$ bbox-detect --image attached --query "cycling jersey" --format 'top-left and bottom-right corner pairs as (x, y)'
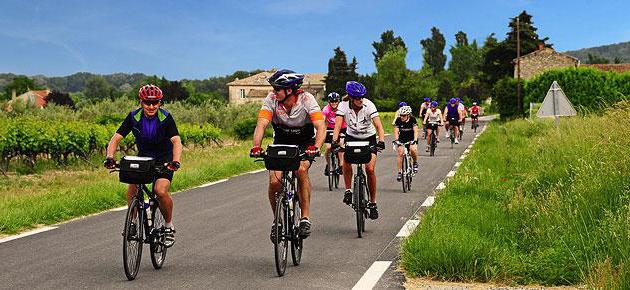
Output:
(419, 102), (430, 118)
(336, 99), (379, 139)
(425, 109), (442, 123)
(258, 90), (323, 145)
(445, 105), (460, 120)
(116, 108), (179, 161)
(470, 106), (480, 115)
(395, 116), (417, 143)
(322, 104), (347, 129)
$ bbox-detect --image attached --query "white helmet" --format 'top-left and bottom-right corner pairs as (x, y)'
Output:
(400, 106), (412, 115)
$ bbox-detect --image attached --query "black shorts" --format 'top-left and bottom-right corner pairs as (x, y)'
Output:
(398, 135), (415, 144)
(325, 128), (346, 143)
(152, 158), (174, 182)
(471, 114), (479, 119)
(448, 117), (459, 126)
(345, 134), (377, 146)
(426, 123), (438, 131)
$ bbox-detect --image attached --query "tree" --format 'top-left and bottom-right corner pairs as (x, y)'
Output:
(325, 47), (358, 97)
(436, 72), (455, 104)
(84, 76), (113, 101)
(420, 27), (447, 75)
(45, 90), (76, 109)
(455, 31), (468, 47)
(449, 31), (482, 84)
(586, 53), (610, 64)
(4, 76), (41, 100)
(372, 30), (407, 65)
(375, 47), (409, 100)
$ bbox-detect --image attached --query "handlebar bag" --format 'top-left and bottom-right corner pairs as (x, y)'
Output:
(344, 141), (372, 164)
(265, 144), (301, 171)
(119, 156), (156, 184)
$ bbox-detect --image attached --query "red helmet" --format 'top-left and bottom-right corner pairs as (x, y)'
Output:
(138, 84), (163, 100)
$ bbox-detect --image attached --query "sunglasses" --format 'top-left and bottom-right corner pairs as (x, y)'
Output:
(142, 100), (161, 106)
(329, 100), (340, 103)
(273, 87), (284, 93)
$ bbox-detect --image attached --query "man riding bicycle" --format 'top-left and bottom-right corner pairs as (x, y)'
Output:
(423, 101), (444, 151)
(323, 92), (346, 177)
(104, 84), (182, 247)
(249, 69), (326, 241)
(332, 81), (386, 220)
(393, 106), (419, 181)
(457, 98), (467, 134)
(443, 98), (464, 144)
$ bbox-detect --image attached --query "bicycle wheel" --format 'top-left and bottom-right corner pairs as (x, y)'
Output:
(407, 156), (413, 191)
(327, 163), (333, 191)
(430, 133), (436, 157)
(123, 199), (143, 281)
(273, 194), (288, 276)
(401, 155), (407, 193)
(450, 129), (455, 148)
(353, 176), (363, 238)
(332, 155), (340, 189)
(150, 203), (167, 270)
(360, 178), (368, 233)
(290, 194), (303, 266)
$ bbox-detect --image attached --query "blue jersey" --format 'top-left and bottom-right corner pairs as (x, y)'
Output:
(116, 108), (179, 160)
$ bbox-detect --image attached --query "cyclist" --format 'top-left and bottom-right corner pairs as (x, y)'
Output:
(443, 98), (463, 144)
(469, 101), (481, 128)
(104, 84), (182, 248)
(393, 105), (419, 180)
(392, 101), (408, 126)
(249, 69), (326, 241)
(322, 92), (346, 176)
(419, 97), (431, 139)
(423, 101), (444, 151)
(457, 98), (468, 134)
(332, 81), (386, 220)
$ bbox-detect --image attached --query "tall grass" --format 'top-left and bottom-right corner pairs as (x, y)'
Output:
(401, 102), (630, 288)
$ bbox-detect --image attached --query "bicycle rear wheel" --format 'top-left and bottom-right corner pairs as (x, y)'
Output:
(150, 203), (167, 270)
(401, 155), (407, 193)
(273, 194), (288, 276)
(327, 163), (333, 191)
(290, 194), (303, 266)
(407, 156), (413, 191)
(430, 133), (436, 156)
(333, 155), (340, 189)
(123, 199), (143, 281)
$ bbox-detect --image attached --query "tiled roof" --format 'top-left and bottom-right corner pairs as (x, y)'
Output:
(246, 89), (270, 98)
(581, 63), (630, 73)
(227, 71), (326, 86)
(513, 47), (579, 63)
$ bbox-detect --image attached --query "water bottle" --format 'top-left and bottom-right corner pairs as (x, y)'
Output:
(145, 201), (152, 227)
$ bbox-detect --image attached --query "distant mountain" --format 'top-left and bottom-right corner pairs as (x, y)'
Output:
(0, 72), (150, 93)
(565, 41), (630, 63)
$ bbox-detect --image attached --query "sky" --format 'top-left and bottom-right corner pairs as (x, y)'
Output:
(1, 0), (629, 80)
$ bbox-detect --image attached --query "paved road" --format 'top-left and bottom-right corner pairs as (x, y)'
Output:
(0, 119), (488, 289)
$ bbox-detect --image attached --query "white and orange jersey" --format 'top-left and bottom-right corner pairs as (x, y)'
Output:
(258, 90), (324, 127)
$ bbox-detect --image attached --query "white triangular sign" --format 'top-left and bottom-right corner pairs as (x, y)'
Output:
(537, 81), (577, 117)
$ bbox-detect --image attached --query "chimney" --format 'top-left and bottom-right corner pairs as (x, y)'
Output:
(537, 43), (545, 51)
(11, 89), (16, 99)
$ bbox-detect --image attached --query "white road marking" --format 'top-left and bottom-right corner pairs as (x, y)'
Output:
(247, 168), (267, 174)
(0, 226), (58, 244)
(454, 162), (462, 168)
(352, 261), (393, 290)
(446, 170), (456, 178)
(459, 154), (467, 160)
(421, 196), (435, 207)
(109, 206), (127, 212)
(198, 179), (228, 188)
(396, 219), (420, 237)
(436, 182), (446, 190)
(464, 149), (470, 154)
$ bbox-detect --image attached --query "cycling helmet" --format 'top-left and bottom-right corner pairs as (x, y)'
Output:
(399, 101), (407, 107)
(455, 98), (461, 103)
(449, 98), (457, 104)
(138, 84), (163, 100)
(327, 92), (341, 102)
(399, 106), (412, 115)
(423, 97), (431, 102)
(268, 69), (304, 89)
(346, 81), (367, 98)
(473, 102), (477, 106)
(431, 101), (438, 107)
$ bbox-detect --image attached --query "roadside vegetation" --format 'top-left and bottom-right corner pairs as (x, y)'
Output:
(402, 102), (630, 288)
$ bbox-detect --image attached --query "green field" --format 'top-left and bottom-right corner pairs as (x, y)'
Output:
(402, 102), (630, 289)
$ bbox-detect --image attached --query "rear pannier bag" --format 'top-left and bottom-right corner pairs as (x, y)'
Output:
(119, 156), (156, 184)
(264, 144), (301, 171)
(344, 141), (372, 164)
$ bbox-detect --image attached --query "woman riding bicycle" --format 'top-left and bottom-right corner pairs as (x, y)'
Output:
(322, 92), (346, 177)
(443, 98), (463, 144)
(104, 84), (182, 247)
(332, 81), (386, 220)
(393, 106), (419, 181)
(249, 69), (326, 241)
(423, 101), (444, 152)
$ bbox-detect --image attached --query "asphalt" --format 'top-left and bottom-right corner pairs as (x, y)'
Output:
(0, 119), (488, 290)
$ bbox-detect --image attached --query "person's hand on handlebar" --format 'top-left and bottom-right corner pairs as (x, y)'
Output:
(249, 146), (263, 157)
(305, 145), (320, 158)
(376, 141), (385, 151)
(392, 140), (401, 146)
(103, 157), (116, 169)
(166, 161), (181, 172)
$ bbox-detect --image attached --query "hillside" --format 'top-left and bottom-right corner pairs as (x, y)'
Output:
(565, 41), (630, 63)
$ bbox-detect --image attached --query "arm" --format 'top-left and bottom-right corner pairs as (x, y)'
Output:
(423, 113), (429, 124)
(413, 124), (419, 141)
(332, 116), (343, 143)
(393, 126), (399, 141)
(372, 116), (385, 143)
(105, 133), (124, 159)
(312, 119), (326, 148)
(170, 136), (183, 163)
(252, 117), (270, 147)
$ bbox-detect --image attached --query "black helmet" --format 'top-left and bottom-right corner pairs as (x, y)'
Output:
(267, 69), (304, 90)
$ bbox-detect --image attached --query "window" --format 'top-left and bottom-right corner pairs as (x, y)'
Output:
(239, 89), (246, 99)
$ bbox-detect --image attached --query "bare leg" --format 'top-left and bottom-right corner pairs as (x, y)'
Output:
(295, 160), (312, 219)
(366, 154), (377, 203)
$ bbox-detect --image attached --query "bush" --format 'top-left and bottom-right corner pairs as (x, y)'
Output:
(493, 77), (522, 119)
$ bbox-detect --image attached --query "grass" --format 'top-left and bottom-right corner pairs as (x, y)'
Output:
(379, 111), (396, 133)
(0, 139), (264, 235)
(401, 102), (630, 288)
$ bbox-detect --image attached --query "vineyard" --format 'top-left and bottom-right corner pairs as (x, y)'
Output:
(0, 117), (221, 172)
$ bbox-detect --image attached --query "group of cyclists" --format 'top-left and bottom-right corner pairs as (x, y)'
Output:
(101, 68), (481, 256)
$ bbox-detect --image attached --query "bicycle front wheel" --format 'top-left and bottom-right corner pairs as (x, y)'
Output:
(401, 155), (407, 193)
(273, 195), (288, 276)
(430, 134), (436, 156)
(291, 195), (303, 266)
(327, 163), (333, 191)
(150, 203), (167, 270)
(123, 199), (143, 281)
(353, 177), (364, 238)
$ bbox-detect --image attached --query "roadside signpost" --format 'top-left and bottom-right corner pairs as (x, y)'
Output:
(536, 81), (576, 126)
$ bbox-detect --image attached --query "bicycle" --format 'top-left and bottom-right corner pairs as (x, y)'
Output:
(338, 141), (381, 238)
(427, 122), (441, 157)
(325, 130), (342, 191)
(252, 145), (317, 277)
(448, 124), (456, 148)
(394, 141), (415, 193)
(112, 156), (171, 281)
(471, 115), (479, 132)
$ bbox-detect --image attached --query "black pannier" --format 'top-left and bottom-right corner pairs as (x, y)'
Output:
(119, 156), (156, 184)
(344, 141), (372, 164)
(264, 144), (301, 171)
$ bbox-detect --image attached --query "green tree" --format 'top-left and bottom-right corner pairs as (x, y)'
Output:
(372, 30), (407, 65)
(84, 76), (113, 101)
(455, 31), (468, 46)
(375, 47), (409, 100)
(325, 47), (358, 97)
(420, 27), (447, 75)
(586, 53), (610, 64)
(4, 76), (41, 100)
(45, 90), (76, 109)
(436, 72), (455, 104)
(449, 31), (482, 84)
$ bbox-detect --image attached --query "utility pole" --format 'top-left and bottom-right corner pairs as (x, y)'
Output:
(516, 16), (522, 117)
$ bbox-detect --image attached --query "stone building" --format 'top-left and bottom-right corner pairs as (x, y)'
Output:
(227, 71), (326, 104)
(513, 45), (580, 80)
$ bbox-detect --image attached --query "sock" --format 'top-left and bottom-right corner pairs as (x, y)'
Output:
(166, 222), (174, 229)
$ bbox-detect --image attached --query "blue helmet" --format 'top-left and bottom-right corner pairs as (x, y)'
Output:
(399, 101), (407, 107)
(268, 69), (304, 89)
(430, 101), (438, 107)
(455, 98), (461, 103)
(346, 81), (367, 98)
(449, 98), (457, 104)
(424, 97), (431, 102)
